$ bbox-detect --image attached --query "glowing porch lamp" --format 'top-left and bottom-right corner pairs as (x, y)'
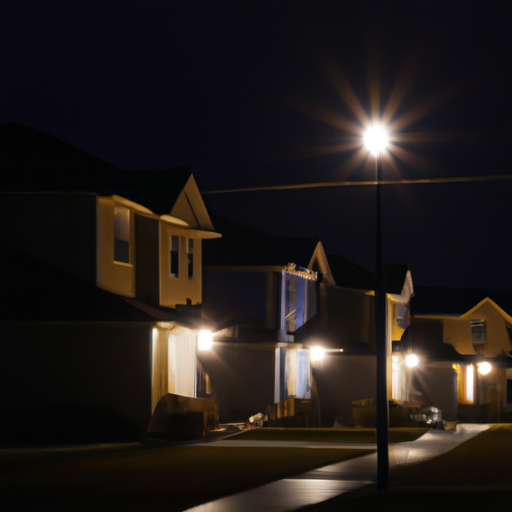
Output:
(197, 329), (214, 351)
(310, 346), (326, 362)
(477, 361), (492, 375)
(405, 353), (419, 368)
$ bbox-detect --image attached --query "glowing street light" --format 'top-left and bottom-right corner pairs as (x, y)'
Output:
(364, 121), (390, 490)
(364, 124), (389, 157)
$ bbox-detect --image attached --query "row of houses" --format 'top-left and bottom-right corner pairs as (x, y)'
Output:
(1, 123), (511, 444)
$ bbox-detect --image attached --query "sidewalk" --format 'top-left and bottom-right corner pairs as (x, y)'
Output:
(297, 423), (512, 512)
(184, 424), (493, 512)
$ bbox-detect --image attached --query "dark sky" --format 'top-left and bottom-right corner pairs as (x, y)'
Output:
(1, 2), (511, 291)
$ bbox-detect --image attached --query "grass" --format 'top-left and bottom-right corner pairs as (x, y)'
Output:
(298, 424), (512, 512)
(391, 423), (512, 486)
(233, 427), (429, 443)
(0, 442), (371, 511)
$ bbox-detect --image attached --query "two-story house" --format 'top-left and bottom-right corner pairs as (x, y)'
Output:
(296, 256), (414, 427)
(0, 123), (220, 444)
(200, 216), (327, 424)
(200, 216), (415, 428)
(402, 289), (512, 423)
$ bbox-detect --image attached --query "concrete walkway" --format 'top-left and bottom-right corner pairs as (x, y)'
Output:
(184, 424), (489, 512)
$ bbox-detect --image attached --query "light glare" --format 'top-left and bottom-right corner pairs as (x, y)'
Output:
(364, 124), (389, 156)
(477, 361), (492, 375)
(198, 329), (214, 351)
(310, 346), (326, 362)
(405, 353), (419, 368)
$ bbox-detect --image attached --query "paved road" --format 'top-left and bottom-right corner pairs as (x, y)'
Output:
(184, 424), (489, 512)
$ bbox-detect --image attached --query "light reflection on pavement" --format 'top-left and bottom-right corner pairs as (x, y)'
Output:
(185, 478), (370, 512)
(184, 424), (489, 512)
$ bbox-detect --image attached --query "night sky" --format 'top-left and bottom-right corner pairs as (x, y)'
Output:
(1, 2), (511, 292)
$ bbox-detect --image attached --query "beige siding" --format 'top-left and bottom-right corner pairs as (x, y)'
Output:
(159, 221), (202, 307)
(96, 196), (135, 297)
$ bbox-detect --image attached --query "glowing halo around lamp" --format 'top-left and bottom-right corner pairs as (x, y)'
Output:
(477, 361), (492, 375)
(310, 346), (326, 362)
(405, 353), (419, 368)
(197, 329), (214, 351)
(364, 124), (389, 157)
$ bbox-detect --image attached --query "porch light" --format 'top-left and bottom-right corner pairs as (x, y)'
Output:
(197, 329), (214, 351)
(477, 361), (492, 375)
(310, 346), (326, 362)
(405, 353), (419, 368)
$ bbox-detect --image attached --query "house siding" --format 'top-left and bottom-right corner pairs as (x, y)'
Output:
(159, 222), (202, 307)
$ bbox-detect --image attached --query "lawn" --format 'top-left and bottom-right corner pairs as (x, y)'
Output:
(298, 424), (512, 512)
(233, 427), (428, 443)
(0, 442), (371, 511)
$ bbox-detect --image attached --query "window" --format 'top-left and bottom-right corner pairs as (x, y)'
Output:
(465, 364), (474, 404)
(470, 320), (486, 344)
(506, 369), (512, 404)
(284, 349), (311, 399)
(187, 239), (194, 278)
(170, 236), (179, 277)
(392, 355), (402, 402)
(114, 205), (130, 263)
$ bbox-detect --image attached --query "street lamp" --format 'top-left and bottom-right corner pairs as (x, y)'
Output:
(364, 122), (389, 490)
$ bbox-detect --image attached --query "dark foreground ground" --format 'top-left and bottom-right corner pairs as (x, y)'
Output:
(299, 424), (512, 512)
(1, 426), (511, 511)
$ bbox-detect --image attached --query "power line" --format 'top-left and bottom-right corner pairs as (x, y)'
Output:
(202, 174), (512, 195)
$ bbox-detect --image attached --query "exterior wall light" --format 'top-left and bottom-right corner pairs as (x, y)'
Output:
(197, 329), (214, 351)
(310, 346), (326, 362)
(405, 353), (419, 368)
(477, 361), (492, 375)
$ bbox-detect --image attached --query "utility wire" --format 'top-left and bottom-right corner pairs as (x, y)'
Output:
(202, 174), (512, 195)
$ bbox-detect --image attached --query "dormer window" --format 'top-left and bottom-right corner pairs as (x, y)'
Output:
(114, 205), (130, 263)
(187, 239), (194, 278)
(170, 235), (180, 277)
(470, 320), (486, 344)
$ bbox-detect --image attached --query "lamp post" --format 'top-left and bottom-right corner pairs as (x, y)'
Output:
(364, 124), (389, 490)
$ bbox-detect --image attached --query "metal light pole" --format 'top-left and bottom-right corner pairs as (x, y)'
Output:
(364, 124), (389, 490)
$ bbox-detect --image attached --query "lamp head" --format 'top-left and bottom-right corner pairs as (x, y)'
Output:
(364, 124), (389, 156)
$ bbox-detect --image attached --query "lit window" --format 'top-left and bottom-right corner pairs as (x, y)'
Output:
(170, 236), (179, 277)
(187, 239), (194, 278)
(114, 205), (130, 263)
(470, 320), (486, 344)
(465, 365), (474, 404)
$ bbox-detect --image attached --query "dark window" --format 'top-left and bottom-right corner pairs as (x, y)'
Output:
(505, 321), (512, 344)
(114, 205), (130, 263)
(170, 236), (179, 277)
(187, 239), (194, 278)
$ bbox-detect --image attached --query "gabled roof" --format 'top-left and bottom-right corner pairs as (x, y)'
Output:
(203, 215), (319, 268)
(0, 243), (200, 325)
(412, 286), (512, 316)
(326, 256), (410, 296)
(326, 254), (376, 290)
(0, 123), (202, 218)
(461, 297), (512, 322)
